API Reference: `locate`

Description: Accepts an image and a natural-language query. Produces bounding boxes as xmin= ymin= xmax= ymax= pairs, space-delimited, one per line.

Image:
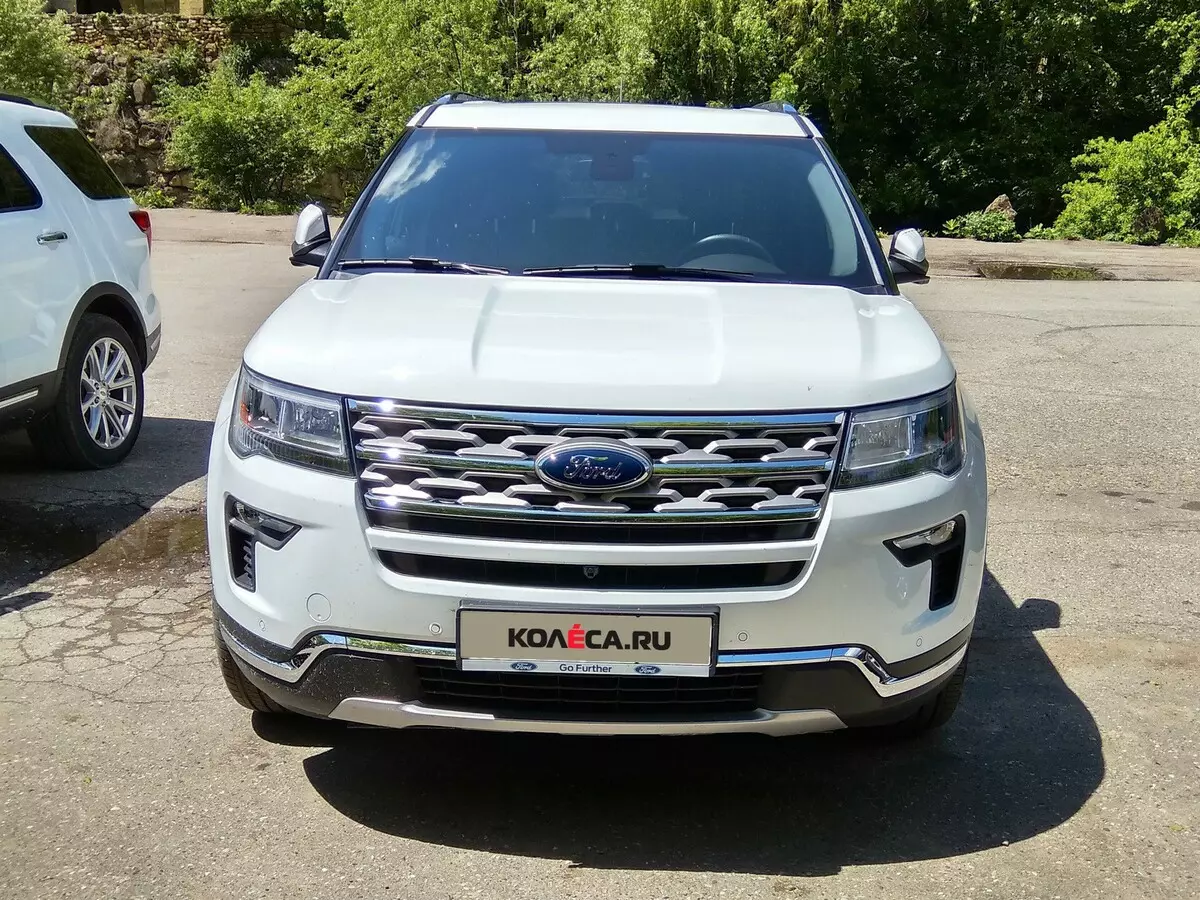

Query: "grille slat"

xmin=349 ymin=401 xmax=844 ymax=543
xmin=416 ymin=661 xmax=763 ymax=717
xmin=380 ymin=553 xmax=805 ymax=590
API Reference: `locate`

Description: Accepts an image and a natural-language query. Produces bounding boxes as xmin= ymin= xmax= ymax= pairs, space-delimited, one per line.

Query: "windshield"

xmin=337 ymin=128 xmax=880 ymax=288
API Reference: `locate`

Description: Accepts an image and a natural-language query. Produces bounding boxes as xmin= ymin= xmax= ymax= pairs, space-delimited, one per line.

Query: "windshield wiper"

xmin=522 ymin=264 xmax=759 ymax=281
xmin=337 ymin=257 xmax=509 ymax=275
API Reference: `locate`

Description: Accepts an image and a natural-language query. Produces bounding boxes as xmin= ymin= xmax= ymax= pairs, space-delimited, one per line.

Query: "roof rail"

xmin=413 ymin=91 xmax=492 ymax=126
xmin=0 ymin=93 xmax=44 ymax=109
xmin=752 ymin=100 xmax=797 ymax=114
xmin=749 ymin=100 xmax=814 ymax=137
xmin=435 ymin=92 xmax=487 ymax=105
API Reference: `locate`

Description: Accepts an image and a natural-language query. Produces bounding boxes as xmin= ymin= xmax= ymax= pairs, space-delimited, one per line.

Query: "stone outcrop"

xmin=64 ymin=14 xmax=292 ymax=200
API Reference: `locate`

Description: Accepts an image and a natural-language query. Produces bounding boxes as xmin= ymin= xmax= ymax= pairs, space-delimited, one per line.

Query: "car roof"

xmin=412 ymin=100 xmax=819 ymax=138
xmin=0 ymin=95 xmax=75 ymax=128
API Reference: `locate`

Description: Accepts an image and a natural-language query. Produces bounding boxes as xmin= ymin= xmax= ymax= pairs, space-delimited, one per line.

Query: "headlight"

xmin=836 ymin=384 xmax=964 ymax=488
xmin=229 ymin=367 xmax=350 ymax=473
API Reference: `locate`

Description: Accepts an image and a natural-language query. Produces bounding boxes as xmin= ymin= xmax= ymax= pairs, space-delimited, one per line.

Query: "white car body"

xmin=208 ymin=99 xmax=987 ymax=738
xmin=0 ymin=96 xmax=160 ymax=462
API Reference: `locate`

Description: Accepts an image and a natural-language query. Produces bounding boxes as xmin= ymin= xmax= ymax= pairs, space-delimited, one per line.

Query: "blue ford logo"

xmin=634 ymin=665 xmax=661 ymax=675
xmin=534 ymin=439 xmax=653 ymax=494
xmin=510 ymin=661 xmax=538 ymax=672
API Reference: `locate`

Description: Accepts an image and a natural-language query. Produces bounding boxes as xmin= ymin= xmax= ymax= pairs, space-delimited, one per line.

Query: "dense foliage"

xmin=1052 ymin=93 xmax=1200 ymax=246
xmin=0 ymin=0 xmax=74 ymax=105
xmin=7 ymin=0 xmax=1200 ymax=241
xmin=162 ymin=56 xmax=372 ymax=211
xmin=943 ymin=211 xmax=1021 ymax=243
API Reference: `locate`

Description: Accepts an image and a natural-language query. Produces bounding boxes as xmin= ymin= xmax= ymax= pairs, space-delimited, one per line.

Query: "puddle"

xmin=0 ymin=506 xmax=208 ymax=590
xmin=977 ymin=263 xmax=1114 ymax=281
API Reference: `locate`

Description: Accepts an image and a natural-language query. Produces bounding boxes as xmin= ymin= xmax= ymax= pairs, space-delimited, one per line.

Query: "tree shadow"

xmin=0 ymin=416 xmax=212 ymax=596
xmin=255 ymin=568 xmax=1104 ymax=875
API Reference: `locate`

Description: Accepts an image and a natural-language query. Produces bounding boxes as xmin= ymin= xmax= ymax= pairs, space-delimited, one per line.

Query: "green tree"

xmin=526 ymin=0 xmax=653 ymax=101
xmin=1053 ymin=92 xmax=1200 ymax=246
xmin=328 ymin=0 xmax=517 ymax=139
xmin=641 ymin=0 xmax=780 ymax=106
xmin=773 ymin=0 xmax=1192 ymax=228
xmin=0 ymin=0 xmax=74 ymax=105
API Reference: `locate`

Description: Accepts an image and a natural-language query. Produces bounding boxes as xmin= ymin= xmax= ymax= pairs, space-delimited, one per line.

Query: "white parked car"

xmin=0 ymin=95 xmax=160 ymax=468
xmin=209 ymin=96 xmax=987 ymax=739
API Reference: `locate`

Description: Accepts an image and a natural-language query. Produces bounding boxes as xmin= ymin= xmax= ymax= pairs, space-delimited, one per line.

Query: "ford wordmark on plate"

xmin=208 ymin=96 xmax=987 ymax=739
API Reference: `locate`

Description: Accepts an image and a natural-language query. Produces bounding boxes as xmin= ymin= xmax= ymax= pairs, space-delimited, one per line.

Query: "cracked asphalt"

xmin=1 ymin=211 xmax=1198 ymax=899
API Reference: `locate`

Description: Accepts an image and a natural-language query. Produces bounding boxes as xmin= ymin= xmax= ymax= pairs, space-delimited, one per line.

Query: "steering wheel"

xmin=678 ymin=233 xmax=775 ymax=265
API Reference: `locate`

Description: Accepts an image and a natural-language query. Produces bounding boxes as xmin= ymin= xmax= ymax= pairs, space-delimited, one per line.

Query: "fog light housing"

xmin=227 ymin=498 xmax=301 ymax=592
xmin=885 ymin=515 xmax=967 ymax=611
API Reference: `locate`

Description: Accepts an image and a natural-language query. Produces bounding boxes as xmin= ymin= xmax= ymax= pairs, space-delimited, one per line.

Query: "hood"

xmin=243 ymin=273 xmax=955 ymax=411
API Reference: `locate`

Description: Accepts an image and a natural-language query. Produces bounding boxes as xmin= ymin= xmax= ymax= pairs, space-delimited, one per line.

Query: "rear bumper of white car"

xmin=206 ymin=383 xmax=987 ymax=736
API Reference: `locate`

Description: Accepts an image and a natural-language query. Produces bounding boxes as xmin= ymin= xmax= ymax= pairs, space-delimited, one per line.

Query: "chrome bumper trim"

xmin=328 ymin=698 xmax=846 ymax=737
xmin=219 ymin=623 xmax=454 ymax=685
xmin=221 ymin=620 xmax=964 ymax=699
xmin=718 ymin=644 xmax=968 ymax=698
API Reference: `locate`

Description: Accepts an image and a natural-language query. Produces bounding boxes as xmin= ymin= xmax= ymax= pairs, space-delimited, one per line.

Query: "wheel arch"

xmin=58 ymin=284 xmax=149 ymax=374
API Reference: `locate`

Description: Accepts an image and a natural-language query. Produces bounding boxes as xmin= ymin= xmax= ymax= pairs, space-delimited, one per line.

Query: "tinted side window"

xmin=24 ymin=125 xmax=126 ymax=200
xmin=0 ymin=145 xmax=40 ymax=212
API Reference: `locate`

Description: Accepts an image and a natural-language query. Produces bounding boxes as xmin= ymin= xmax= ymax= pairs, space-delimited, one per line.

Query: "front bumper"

xmin=217 ymin=603 xmax=970 ymax=735
xmin=207 ymin=378 xmax=986 ymax=735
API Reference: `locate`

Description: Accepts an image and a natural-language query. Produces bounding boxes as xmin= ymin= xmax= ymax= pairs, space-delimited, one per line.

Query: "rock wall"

xmin=65 ymin=14 xmax=292 ymax=199
xmin=64 ymin=14 xmax=278 ymax=61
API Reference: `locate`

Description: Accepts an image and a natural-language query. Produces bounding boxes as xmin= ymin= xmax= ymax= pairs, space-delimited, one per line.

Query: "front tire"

xmin=28 ymin=313 xmax=144 ymax=469
xmin=880 ymin=651 xmax=968 ymax=739
xmin=214 ymin=624 xmax=290 ymax=715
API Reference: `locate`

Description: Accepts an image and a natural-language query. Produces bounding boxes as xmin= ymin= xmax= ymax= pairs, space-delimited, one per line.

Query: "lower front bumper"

xmin=217 ymin=606 xmax=969 ymax=737
xmin=330 ymin=699 xmax=844 ymax=737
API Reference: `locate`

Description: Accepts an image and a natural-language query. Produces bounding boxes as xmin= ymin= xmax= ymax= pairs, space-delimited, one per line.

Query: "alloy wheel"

xmin=79 ymin=337 xmax=138 ymax=449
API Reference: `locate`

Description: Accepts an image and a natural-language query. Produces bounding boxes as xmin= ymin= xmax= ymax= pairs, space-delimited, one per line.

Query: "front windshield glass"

xmin=337 ymin=128 xmax=880 ymax=288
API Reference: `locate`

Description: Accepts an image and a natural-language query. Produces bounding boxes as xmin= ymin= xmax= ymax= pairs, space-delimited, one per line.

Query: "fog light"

xmin=884 ymin=516 xmax=967 ymax=611
xmin=230 ymin=499 xmax=301 ymax=549
xmin=891 ymin=519 xmax=957 ymax=551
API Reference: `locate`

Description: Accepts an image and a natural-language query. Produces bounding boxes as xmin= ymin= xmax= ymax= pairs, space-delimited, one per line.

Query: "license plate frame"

xmin=455 ymin=603 xmax=719 ymax=678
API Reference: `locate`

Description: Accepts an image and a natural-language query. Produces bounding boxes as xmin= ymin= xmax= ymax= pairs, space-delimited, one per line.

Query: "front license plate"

xmin=457 ymin=609 xmax=716 ymax=677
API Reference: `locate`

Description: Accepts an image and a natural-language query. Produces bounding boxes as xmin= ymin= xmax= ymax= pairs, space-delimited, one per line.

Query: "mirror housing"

xmin=887 ymin=228 xmax=930 ymax=284
xmin=290 ymin=203 xmax=331 ymax=268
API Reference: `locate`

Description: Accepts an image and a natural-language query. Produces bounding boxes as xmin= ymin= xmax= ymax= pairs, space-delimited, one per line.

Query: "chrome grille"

xmin=348 ymin=401 xmax=845 ymax=540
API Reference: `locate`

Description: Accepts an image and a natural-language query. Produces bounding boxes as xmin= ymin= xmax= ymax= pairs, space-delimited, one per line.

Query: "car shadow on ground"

xmin=253 ymin=568 xmax=1104 ymax=875
xmin=0 ymin=416 xmax=211 ymax=599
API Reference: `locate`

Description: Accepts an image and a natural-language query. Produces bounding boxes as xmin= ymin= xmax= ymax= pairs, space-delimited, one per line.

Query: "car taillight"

xmin=130 ymin=210 xmax=152 ymax=253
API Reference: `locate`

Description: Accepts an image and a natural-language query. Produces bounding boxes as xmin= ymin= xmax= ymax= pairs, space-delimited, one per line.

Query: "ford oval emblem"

xmin=634 ymin=665 xmax=662 ymax=675
xmin=510 ymin=661 xmax=538 ymax=672
xmin=534 ymin=439 xmax=653 ymax=494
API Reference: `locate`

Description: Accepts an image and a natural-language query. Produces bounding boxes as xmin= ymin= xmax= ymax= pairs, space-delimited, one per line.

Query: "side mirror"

xmin=290 ymin=203 xmax=331 ymax=268
xmin=887 ymin=228 xmax=929 ymax=284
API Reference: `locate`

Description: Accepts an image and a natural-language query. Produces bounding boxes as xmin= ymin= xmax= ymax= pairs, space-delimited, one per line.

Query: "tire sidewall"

xmin=61 ymin=315 xmax=145 ymax=468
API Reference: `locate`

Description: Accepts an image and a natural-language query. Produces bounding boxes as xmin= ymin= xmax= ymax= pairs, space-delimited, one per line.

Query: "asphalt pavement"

xmin=1 ymin=211 xmax=1198 ymax=899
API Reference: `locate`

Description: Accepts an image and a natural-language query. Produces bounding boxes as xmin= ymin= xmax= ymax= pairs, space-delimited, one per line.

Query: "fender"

xmin=56 ymin=282 xmax=151 ymax=376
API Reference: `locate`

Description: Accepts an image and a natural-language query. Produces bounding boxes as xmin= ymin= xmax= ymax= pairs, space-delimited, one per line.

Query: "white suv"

xmin=0 ymin=95 xmax=160 ymax=468
xmin=209 ymin=97 xmax=987 ymax=739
